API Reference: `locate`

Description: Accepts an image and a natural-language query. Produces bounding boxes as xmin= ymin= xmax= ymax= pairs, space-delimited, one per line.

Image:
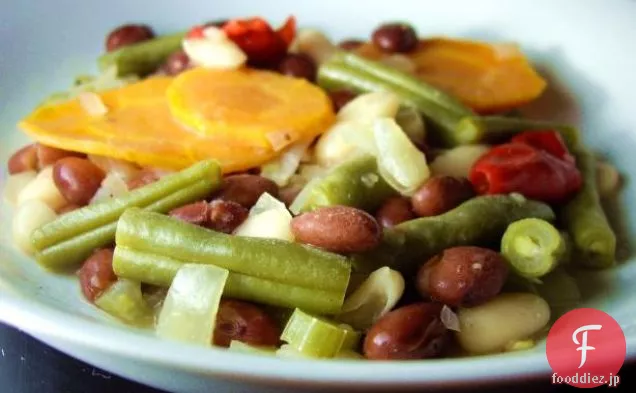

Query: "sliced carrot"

xmin=355 ymin=38 xmax=547 ymax=113
xmin=19 ymin=69 xmax=334 ymax=172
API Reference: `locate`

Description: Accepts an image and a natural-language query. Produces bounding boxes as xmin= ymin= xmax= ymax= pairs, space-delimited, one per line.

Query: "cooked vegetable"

xmin=31 ymin=160 xmax=221 ymax=269
xmin=94 ymin=279 xmax=153 ymax=326
xmin=213 ymin=299 xmax=281 ymax=348
xmin=338 ymin=267 xmax=405 ymax=330
xmin=456 ymin=293 xmax=550 ymax=354
xmin=318 ymin=52 xmax=481 ymax=147
xmin=369 ymin=194 xmax=556 ymax=275
xmin=290 ymin=154 xmax=395 ymax=214
xmin=3 ymin=171 xmax=37 ymax=206
xmin=233 ymin=193 xmax=294 ymax=241
xmin=429 ymin=145 xmax=490 ymax=178
xmin=596 ymin=160 xmax=621 ymax=197
xmin=228 ymin=340 xmax=277 ymax=355
xmin=156 ymin=264 xmax=229 ymax=345
xmin=501 ymin=218 xmax=565 ymax=279
xmin=12 ymin=200 xmax=58 ymax=255
xmin=281 ymin=308 xmax=360 ymax=358
xmin=395 ymin=106 xmax=426 ymax=147
xmin=261 ymin=141 xmax=311 ymax=187
xmin=98 ymin=32 xmax=186 ymax=76
xmin=17 ymin=166 xmax=67 ymax=211
xmin=355 ymin=38 xmax=547 ymax=113
xmin=113 ymin=246 xmax=344 ymax=314
xmin=374 ymin=197 xmax=414 ymax=228
xmin=411 ymin=175 xmax=475 ymax=217
xmin=561 ymin=150 xmax=616 ymax=268
xmin=474 ymin=116 xmax=582 ymax=150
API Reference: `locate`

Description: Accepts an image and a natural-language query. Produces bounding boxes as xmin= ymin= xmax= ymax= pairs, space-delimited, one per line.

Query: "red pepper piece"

xmin=469 ymin=143 xmax=582 ymax=204
xmin=511 ymin=130 xmax=575 ymax=164
xmin=222 ymin=16 xmax=296 ymax=67
xmin=186 ymin=25 xmax=206 ymax=40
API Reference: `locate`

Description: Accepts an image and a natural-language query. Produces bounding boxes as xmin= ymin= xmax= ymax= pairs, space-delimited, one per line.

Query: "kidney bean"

xmin=169 ymin=201 xmax=211 ymax=227
xmin=36 ymin=143 xmax=84 ymax=168
xmin=278 ymin=184 xmax=303 ymax=207
xmin=416 ymin=246 xmax=508 ymax=307
xmin=160 ymin=50 xmax=192 ymax=76
xmin=105 ymin=24 xmax=155 ymax=52
xmin=338 ymin=39 xmax=365 ymax=51
xmin=78 ymin=248 xmax=117 ymax=302
xmin=213 ymin=299 xmax=280 ymax=348
xmin=208 ymin=200 xmax=248 ymax=233
xmin=375 ymin=197 xmax=415 ymax=228
xmin=371 ymin=23 xmax=418 ymax=53
xmin=328 ymin=90 xmax=356 ymax=112
xmin=411 ymin=176 xmax=475 ymax=217
xmin=364 ymin=302 xmax=448 ymax=360
xmin=58 ymin=203 xmax=81 ymax=215
xmin=53 ymin=157 xmax=105 ymax=206
xmin=277 ymin=53 xmax=317 ymax=81
xmin=216 ymin=174 xmax=279 ymax=208
xmin=291 ymin=206 xmax=382 ymax=253
xmin=126 ymin=169 xmax=160 ymax=190
xmin=8 ymin=144 xmax=38 ymax=174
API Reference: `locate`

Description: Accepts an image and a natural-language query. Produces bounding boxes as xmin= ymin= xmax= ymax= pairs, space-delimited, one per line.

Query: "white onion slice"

xmin=78 ymin=92 xmax=108 ymax=116
xmin=3 ymin=171 xmax=37 ymax=206
xmin=233 ymin=193 xmax=294 ymax=241
xmin=441 ymin=305 xmax=461 ymax=332
xmin=261 ymin=141 xmax=311 ymax=187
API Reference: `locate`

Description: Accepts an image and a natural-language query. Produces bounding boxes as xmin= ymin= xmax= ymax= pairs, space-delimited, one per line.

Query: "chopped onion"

xmin=156 ymin=264 xmax=229 ymax=345
xmin=315 ymin=121 xmax=373 ymax=167
xmin=261 ymin=141 xmax=311 ymax=186
xmin=337 ymin=91 xmax=401 ymax=123
xmin=78 ymin=92 xmax=108 ymax=116
xmin=90 ymin=172 xmax=129 ymax=204
xmin=233 ymin=193 xmax=294 ymax=241
xmin=338 ymin=267 xmax=405 ymax=330
xmin=429 ymin=145 xmax=490 ymax=178
xmin=266 ymin=130 xmax=295 ymax=152
xmin=395 ymin=106 xmax=426 ymax=147
xmin=441 ymin=305 xmax=461 ymax=332
xmin=94 ymin=279 xmax=153 ymax=326
xmin=12 ymin=199 xmax=58 ymax=255
xmin=290 ymin=29 xmax=337 ymax=64
xmin=183 ymin=37 xmax=246 ymax=69
xmin=88 ymin=155 xmax=140 ymax=181
xmin=373 ymin=118 xmax=430 ymax=196
xmin=3 ymin=171 xmax=37 ymax=206
xmin=17 ymin=166 xmax=67 ymax=211
xmin=380 ymin=54 xmax=417 ymax=74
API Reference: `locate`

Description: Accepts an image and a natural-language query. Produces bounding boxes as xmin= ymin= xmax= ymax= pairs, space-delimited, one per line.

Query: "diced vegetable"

xmin=17 ymin=166 xmax=67 ymax=211
xmin=31 ymin=160 xmax=221 ymax=269
xmin=98 ymin=32 xmax=187 ymax=76
xmin=89 ymin=172 xmax=130 ymax=204
xmin=94 ymin=279 xmax=153 ymax=326
xmin=290 ymin=29 xmax=338 ymax=64
xmin=429 ymin=145 xmax=490 ymax=178
xmin=12 ymin=200 xmax=58 ymax=255
xmin=233 ymin=193 xmax=294 ymax=241
xmin=261 ymin=141 xmax=312 ymax=187
xmin=373 ymin=118 xmax=430 ymax=195
xmin=338 ymin=267 xmax=404 ymax=330
xmin=3 ymin=171 xmax=37 ymax=206
xmin=281 ymin=309 xmax=360 ymax=358
xmin=156 ymin=264 xmax=229 ymax=345
xmin=336 ymin=91 xmax=401 ymax=122
xmin=561 ymin=150 xmax=616 ymax=268
xmin=501 ymin=218 xmax=565 ymax=279
xmin=290 ymin=154 xmax=395 ymax=214
xmin=596 ymin=160 xmax=621 ymax=197
xmin=395 ymin=106 xmax=426 ymax=147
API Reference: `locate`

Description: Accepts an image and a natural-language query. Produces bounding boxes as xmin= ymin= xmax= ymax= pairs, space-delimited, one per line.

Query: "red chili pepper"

xmin=511 ymin=130 xmax=575 ymax=164
xmin=222 ymin=16 xmax=296 ymax=67
xmin=469 ymin=142 xmax=582 ymax=204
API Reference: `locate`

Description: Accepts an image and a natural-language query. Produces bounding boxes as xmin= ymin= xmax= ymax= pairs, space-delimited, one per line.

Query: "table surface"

xmin=0 ymin=322 xmax=630 ymax=393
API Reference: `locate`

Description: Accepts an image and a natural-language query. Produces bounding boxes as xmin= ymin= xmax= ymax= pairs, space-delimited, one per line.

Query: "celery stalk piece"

xmin=31 ymin=160 xmax=221 ymax=269
xmin=112 ymin=246 xmax=346 ymax=314
xmin=115 ymin=209 xmax=351 ymax=293
xmin=281 ymin=309 xmax=360 ymax=358
xmin=228 ymin=340 xmax=277 ymax=355
xmin=338 ymin=266 xmax=405 ymax=330
xmin=156 ymin=264 xmax=229 ymax=345
xmin=94 ymin=279 xmax=153 ymax=327
xmin=373 ymin=118 xmax=431 ymax=196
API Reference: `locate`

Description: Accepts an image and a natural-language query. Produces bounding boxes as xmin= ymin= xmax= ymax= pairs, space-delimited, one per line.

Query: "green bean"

xmin=561 ymin=150 xmax=616 ymax=268
xmin=115 ymin=208 xmax=351 ymax=293
xmin=358 ymin=195 xmax=556 ymax=275
xmin=98 ymin=32 xmax=186 ymax=76
xmin=317 ymin=58 xmax=482 ymax=147
xmin=474 ymin=116 xmax=582 ymax=151
xmin=32 ymin=160 xmax=221 ymax=269
xmin=112 ymin=247 xmax=344 ymax=314
xmin=501 ymin=218 xmax=565 ymax=279
xmin=290 ymin=154 xmax=396 ymax=214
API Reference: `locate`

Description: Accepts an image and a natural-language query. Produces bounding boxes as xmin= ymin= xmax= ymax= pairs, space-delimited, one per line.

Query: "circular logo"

xmin=546 ymin=308 xmax=626 ymax=388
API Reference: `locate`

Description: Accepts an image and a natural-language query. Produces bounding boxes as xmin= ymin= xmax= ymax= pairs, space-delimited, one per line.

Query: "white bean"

xmin=430 ymin=145 xmax=491 ymax=178
xmin=3 ymin=171 xmax=37 ymax=206
xmin=12 ymin=199 xmax=58 ymax=255
xmin=456 ymin=292 xmax=550 ymax=354
xmin=17 ymin=166 xmax=67 ymax=211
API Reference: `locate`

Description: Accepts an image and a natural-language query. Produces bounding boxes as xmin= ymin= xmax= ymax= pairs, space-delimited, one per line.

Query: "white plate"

xmin=1 ymin=0 xmax=635 ymax=391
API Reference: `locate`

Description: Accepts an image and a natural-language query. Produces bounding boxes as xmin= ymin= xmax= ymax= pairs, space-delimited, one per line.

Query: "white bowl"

xmin=1 ymin=0 xmax=635 ymax=391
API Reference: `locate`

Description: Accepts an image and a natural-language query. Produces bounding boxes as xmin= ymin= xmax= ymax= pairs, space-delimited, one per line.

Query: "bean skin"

xmin=364 ymin=302 xmax=448 ymax=360
xmin=338 ymin=39 xmax=365 ymax=51
xmin=277 ymin=53 xmax=317 ymax=81
xmin=106 ymin=24 xmax=155 ymax=52
xmin=8 ymin=145 xmax=38 ymax=174
xmin=208 ymin=200 xmax=248 ymax=233
xmin=53 ymin=157 xmax=105 ymax=206
xmin=213 ymin=299 xmax=280 ymax=348
xmin=371 ymin=23 xmax=418 ymax=53
xmin=78 ymin=248 xmax=117 ymax=303
xmin=160 ymin=50 xmax=191 ymax=76
xmin=416 ymin=246 xmax=509 ymax=307
xmin=216 ymin=174 xmax=279 ymax=208
xmin=375 ymin=197 xmax=415 ymax=228
xmin=411 ymin=176 xmax=475 ymax=217
xmin=169 ymin=201 xmax=211 ymax=227
xmin=36 ymin=144 xmax=84 ymax=168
